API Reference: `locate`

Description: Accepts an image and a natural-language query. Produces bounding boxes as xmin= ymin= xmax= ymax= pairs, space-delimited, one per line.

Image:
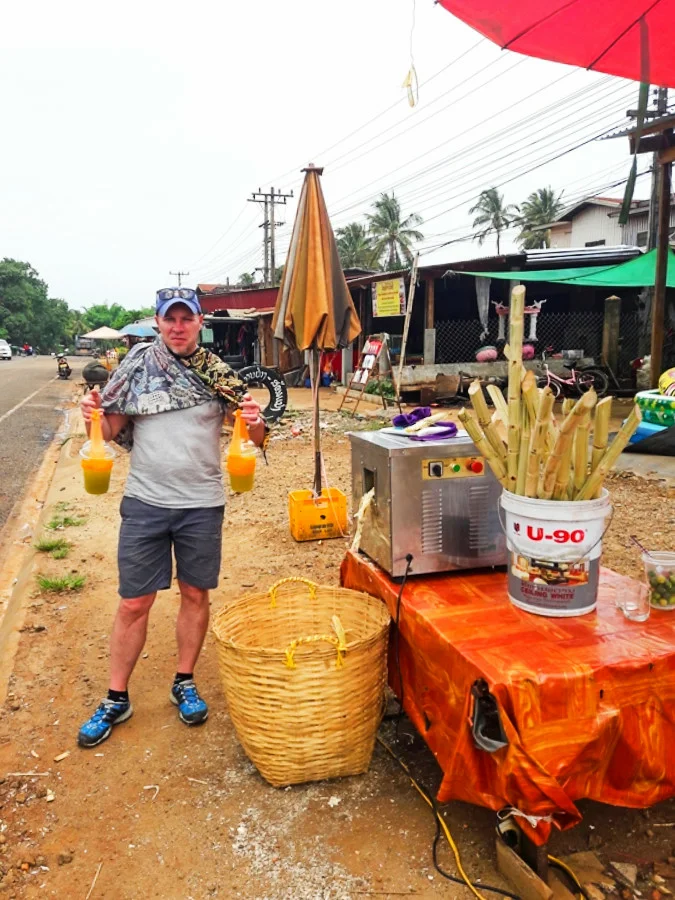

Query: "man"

xmin=77 ymin=287 xmax=267 ymax=748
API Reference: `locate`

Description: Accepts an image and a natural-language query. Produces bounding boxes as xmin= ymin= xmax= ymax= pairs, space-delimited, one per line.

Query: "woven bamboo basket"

xmin=212 ymin=576 xmax=391 ymax=787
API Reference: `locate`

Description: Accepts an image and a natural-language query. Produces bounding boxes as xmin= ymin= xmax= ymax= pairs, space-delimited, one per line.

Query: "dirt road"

xmin=0 ymin=396 xmax=674 ymax=899
xmin=0 ymin=357 xmax=83 ymax=530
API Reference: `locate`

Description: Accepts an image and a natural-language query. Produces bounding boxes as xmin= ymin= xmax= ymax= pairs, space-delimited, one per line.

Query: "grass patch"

xmin=46 ymin=515 xmax=86 ymax=530
xmin=51 ymin=546 xmax=70 ymax=560
xmin=34 ymin=537 xmax=71 ymax=559
xmin=37 ymin=574 xmax=85 ymax=593
xmin=54 ymin=501 xmax=70 ymax=512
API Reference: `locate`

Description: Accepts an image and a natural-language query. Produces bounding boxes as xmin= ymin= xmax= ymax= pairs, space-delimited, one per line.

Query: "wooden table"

xmin=341 ymin=550 xmax=675 ymax=847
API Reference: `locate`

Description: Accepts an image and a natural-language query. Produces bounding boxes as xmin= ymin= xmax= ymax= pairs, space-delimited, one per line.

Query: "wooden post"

xmin=651 ymin=148 xmax=672 ymax=388
xmin=395 ymin=254 xmax=419 ymax=403
xmin=424 ymin=277 xmax=436 ymax=365
xmin=601 ymin=295 xmax=621 ymax=373
xmin=425 ymin=278 xmax=435 ymax=329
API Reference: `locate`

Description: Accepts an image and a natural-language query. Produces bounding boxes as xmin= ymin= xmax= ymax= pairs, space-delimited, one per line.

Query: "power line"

xmin=328 ymin=78 xmax=631 ymax=221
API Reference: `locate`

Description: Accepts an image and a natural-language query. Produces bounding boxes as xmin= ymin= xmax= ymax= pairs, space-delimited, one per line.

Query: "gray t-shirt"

xmin=124 ymin=401 xmax=225 ymax=509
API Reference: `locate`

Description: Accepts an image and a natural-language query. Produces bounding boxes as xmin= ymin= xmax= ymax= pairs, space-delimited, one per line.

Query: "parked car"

xmin=0 ymin=340 xmax=12 ymax=361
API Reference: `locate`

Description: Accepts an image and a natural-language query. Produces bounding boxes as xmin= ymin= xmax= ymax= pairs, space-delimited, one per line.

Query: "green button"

xmin=452 ymin=464 xmax=461 ymax=472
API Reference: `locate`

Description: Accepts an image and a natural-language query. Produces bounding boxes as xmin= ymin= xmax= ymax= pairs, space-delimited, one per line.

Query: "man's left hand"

xmin=240 ymin=393 xmax=263 ymax=428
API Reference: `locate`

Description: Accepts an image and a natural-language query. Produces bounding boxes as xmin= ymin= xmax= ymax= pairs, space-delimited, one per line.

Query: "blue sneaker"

xmin=170 ymin=679 xmax=208 ymax=725
xmin=77 ymin=698 xmax=133 ymax=748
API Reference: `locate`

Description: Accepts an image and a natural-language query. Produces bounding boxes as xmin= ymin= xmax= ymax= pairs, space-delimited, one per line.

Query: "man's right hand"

xmin=81 ymin=388 xmax=102 ymax=423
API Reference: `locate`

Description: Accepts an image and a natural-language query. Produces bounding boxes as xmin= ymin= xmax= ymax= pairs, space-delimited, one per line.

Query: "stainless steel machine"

xmin=349 ymin=430 xmax=507 ymax=577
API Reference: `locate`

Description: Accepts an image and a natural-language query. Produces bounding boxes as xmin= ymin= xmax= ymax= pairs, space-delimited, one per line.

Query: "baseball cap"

xmin=155 ymin=287 xmax=202 ymax=317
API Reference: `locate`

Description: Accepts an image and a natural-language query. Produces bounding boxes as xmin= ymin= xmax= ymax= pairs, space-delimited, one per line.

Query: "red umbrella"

xmin=437 ymin=0 xmax=675 ymax=87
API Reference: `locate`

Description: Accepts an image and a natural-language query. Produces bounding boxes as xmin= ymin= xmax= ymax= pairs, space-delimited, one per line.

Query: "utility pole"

xmin=248 ymin=187 xmax=293 ymax=286
xmin=169 ymin=270 xmax=190 ymax=287
xmin=647 ymin=87 xmax=669 ymax=251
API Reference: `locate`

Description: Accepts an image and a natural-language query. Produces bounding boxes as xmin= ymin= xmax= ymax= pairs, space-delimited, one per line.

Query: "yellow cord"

xmin=548 ymin=855 xmax=584 ymax=899
xmin=377 ymin=737 xmax=585 ymax=900
xmin=377 ymin=736 xmax=488 ymax=900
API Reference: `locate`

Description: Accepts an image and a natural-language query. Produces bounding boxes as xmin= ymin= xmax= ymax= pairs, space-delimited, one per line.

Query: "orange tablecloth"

xmin=340 ymin=551 xmax=675 ymax=845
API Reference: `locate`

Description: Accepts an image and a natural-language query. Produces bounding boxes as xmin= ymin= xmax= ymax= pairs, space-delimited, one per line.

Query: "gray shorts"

xmin=118 ymin=497 xmax=224 ymax=599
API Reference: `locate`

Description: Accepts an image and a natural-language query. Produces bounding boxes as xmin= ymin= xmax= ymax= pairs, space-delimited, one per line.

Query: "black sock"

xmin=174 ymin=672 xmax=193 ymax=684
xmin=107 ymin=688 xmax=129 ymax=703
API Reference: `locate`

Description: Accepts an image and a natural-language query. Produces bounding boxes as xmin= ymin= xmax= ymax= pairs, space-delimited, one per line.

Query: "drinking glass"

xmin=618 ymin=583 xmax=650 ymax=623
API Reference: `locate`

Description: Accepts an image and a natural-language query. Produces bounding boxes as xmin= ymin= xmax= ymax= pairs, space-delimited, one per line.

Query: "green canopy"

xmin=462 ymin=249 xmax=675 ymax=288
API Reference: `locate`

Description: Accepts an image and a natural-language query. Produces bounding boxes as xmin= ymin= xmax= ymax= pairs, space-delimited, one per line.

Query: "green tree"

xmin=366 ymin=193 xmax=424 ymax=270
xmin=238 ymin=272 xmax=256 ymax=287
xmin=469 ymin=188 xmax=517 ymax=255
xmin=0 ymin=259 xmax=74 ymax=351
xmin=515 ymin=187 xmax=565 ymax=249
xmin=81 ymin=303 xmax=154 ymax=332
xmin=336 ymin=223 xmax=375 ymax=269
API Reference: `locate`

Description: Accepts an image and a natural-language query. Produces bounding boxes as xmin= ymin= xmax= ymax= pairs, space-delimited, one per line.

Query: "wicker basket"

xmin=212 ymin=577 xmax=391 ymax=787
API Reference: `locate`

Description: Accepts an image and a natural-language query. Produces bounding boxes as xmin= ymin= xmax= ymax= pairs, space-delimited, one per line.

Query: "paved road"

xmin=0 ymin=356 xmax=84 ymax=530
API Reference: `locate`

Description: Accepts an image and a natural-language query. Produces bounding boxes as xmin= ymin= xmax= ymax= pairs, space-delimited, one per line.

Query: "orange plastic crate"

xmin=288 ymin=488 xmax=348 ymax=542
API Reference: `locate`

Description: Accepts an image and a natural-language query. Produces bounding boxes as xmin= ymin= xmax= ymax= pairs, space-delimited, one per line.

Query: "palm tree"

xmin=366 ymin=193 xmax=424 ymax=270
xmin=336 ymin=223 xmax=375 ymax=269
xmin=515 ymin=187 xmax=565 ymax=249
xmin=469 ymin=188 xmax=517 ymax=255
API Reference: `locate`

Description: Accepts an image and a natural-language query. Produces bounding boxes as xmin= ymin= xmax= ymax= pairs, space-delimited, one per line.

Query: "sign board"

xmin=372 ymin=278 xmax=406 ymax=317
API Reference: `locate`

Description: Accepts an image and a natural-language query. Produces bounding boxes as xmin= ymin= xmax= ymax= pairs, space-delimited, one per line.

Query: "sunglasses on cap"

xmin=157 ymin=288 xmax=198 ymax=302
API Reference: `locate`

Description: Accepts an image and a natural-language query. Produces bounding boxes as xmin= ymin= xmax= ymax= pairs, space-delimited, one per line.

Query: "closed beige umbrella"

xmin=273 ymin=165 xmax=361 ymax=492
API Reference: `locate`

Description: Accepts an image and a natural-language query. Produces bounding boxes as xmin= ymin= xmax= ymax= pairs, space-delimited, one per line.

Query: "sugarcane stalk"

xmin=575 ymin=405 xmax=642 ymax=500
xmin=486 ymin=384 xmax=509 ymax=425
xmin=521 ymin=369 xmax=540 ymax=424
xmin=515 ymin=404 xmax=530 ymax=495
xmin=590 ymin=396 xmax=613 ymax=498
xmin=506 ymin=286 xmax=526 ymax=493
xmin=469 ymin=380 xmax=507 ymax=463
xmin=458 ymin=409 xmax=507 ymax=487
xmin=538 ymin=390 xmax=597 ymax=500
xmin=573 ymin=410 xmax=591 ymax=494
xmin=491 ymin=410 xmax=507 ymax=444
xmin=562 ymin=397 xmax=575 ymax=417
xmin=552 ymin=439 xmax=574 ymax=500
xmin=525 ymin=387 xmax=554 ymax=498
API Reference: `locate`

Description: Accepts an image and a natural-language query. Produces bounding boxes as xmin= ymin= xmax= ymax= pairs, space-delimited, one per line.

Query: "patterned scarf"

xmin=101 ymin=338 xmax=250 ymax=450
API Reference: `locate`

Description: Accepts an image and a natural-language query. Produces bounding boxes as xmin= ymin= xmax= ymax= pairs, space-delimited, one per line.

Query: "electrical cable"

xmin=390 ymin=554 xmax=413 ymax=738
xmin=262 ymin=37 xmax=487 ymax=187
xmin=375 ymin=86 xmax=635 ymax=219
xmin=325 ymin=55 xmax=526 ymax=173
xmin=327 ymin=81 xmax=633 ymax=224
xmin=377 ymin=736 xmax=520 ymax=900
xmin=379 ymin=564 xmax=588 ymax=900
xmin=324 ymin=67 xmax=585 ymax=214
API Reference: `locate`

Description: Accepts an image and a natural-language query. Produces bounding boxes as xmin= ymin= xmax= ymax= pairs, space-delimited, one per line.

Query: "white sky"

xmin=0 ymin=0 xmax=653 ymax=310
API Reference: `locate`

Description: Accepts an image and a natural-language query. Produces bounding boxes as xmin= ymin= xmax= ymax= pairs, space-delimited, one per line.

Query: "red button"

xmin=469 ymin=460 xmax=483 ymax=473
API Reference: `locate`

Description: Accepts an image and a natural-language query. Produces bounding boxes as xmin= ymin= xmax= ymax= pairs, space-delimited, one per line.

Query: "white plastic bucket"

xmin=499 ymin=489 xmax=612 ymax=617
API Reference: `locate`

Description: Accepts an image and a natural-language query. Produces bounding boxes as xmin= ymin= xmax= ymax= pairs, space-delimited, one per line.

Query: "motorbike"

xmin=57 ymin=355 xmax=72 ymax=380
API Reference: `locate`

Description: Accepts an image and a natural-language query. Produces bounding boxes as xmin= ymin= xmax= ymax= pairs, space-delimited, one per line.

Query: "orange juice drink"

xmin=227 ymin=410 xmax=256 ymax=493
xmin=81 ymin=456 xmax=114 ymax=494
xmin=80 ymin=408 xmax=115 ymax=495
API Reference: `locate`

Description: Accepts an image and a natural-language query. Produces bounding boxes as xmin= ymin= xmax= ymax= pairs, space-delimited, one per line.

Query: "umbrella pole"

xmin=311 ymin=349 xmax=322 ymax=495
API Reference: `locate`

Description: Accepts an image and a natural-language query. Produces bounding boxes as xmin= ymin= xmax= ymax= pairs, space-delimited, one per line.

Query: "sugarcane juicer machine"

xmin=349 ymin=431 xmax=506 ymax=578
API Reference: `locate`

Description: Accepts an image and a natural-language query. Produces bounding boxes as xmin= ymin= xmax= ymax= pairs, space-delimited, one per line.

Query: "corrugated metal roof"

xmin=523 ymin=245 xmax=641 ymax=266
xmin=604 ymin=112 xmax=675 ymax=140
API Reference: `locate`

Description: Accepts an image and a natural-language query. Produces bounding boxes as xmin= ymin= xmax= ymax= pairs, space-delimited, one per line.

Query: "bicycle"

xmin=535 ymin=348 xmax=609 ymax=399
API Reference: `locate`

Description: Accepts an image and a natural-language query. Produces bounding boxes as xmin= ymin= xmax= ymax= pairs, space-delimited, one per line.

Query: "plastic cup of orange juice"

xmin=226 ymin=410 xmax=257 ymax=493
xmin=227 ymin=446 xmax=256 ymax=493
xmin=80 ymin=441 xmax=116 ymax=495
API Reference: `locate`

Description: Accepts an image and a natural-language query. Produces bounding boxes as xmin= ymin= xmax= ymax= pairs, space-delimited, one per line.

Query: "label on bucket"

xmin=508 ymin=551 xmax=600 ymax=615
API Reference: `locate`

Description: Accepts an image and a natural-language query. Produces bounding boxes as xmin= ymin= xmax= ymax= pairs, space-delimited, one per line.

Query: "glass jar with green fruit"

xmin=643 ymin=551 xmax=675 ymax=610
